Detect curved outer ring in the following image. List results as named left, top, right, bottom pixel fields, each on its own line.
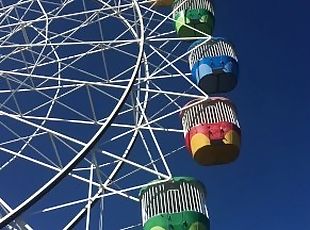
left=0, top=0, right=145, bottom=227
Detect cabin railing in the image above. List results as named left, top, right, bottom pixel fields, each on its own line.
left=189, top=40, right=238, bottom=68
left=181, top=100, right=240, bottom=131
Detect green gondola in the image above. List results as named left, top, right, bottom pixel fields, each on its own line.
left=173, top=0, right=214, bottom=38
left=140, top=177, right=210, bottom=230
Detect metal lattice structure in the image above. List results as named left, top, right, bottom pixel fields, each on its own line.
left=0, top=0, right=213, bottom=229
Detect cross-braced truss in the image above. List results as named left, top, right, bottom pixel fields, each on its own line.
left=0, top=0, right=210, bottom=229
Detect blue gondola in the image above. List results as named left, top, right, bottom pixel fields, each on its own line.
left=188, top=38, right=239, bottom=93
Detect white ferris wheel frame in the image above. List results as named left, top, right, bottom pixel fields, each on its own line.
left=0, top=0, right=214, bottom=228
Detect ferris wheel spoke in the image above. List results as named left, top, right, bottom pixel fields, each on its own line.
left=62, top=171, right=169, bottom=230
left=0, top=115, right=96, bottom=175
left=94, top=16, right=110, bottom=82
left=1, top=24, right=139, bottom=85
left=0, top=39, right=141, bottom=49
left=85, top=164, right=94, bottom=230
left=136, top=98, right=172, bottom=177
left=39, top=188, right=137, bottom=220
left=1, top=71, right=111, bottom=88
left=0, top=198, right=33, bottom=230
left=119, top=223, right=142, bottom=230
left=109, top=72, right=188, bottom=84
left=24, top=86, right=88, bottom=119
left=100, top=111, right=174, bottom=147
left=0, top=111, right=86, bottom=146
left=138, top=130, right=159, bottom=173
left=0, top=77, right=94, bottom=123
left=96, top=94, right=148, bottom=195
left=136, top=0, right=156, bottom=4
left=108, top=41, right=177, bottom=82
left=99, top=122, right=182, bottom=149
left=112, top=98, right=207, bottom=140
left=85, top=85, right=97, bottom=122
left=0, top=131, right=46, bottom=147
left=97, top=106, right=134, bottom=125
left=103, top=146, right=183, bottom=187
left=0, top=3, right=132, bottom=33
left=0, top=19, right=140, bottom=83
left=153, top=41, right=187, bottom=64
left=55, top=168, right=147, bottom=229
left=139, top=4, right=183, bottom=37
left=3, top=77, right=130, bottom=134
left=0, top=45, right=43, bottom=68
left=64, top=170, right=169, bottom=230
left=2, top=54, right=133, bottom=89
left=143, top=5, right=157, bottom=33
left=61, top=146, right=176, bottom=229
left=0, top=0, right=62, bottom=14
left=10, top=115, right=101, bottom=127
left=9, top=40, right=139, bottom=80
left=0, top=146, right=103, bottom=191
left=146, top=43, right=210, bottom=97
left=148, top=42, right=189, bottom=73
left=145, top=30, right=175, bottom=40
left=118, top=1, right=172, bottom=43
left=0, top=80, right=60, bottom=171
left=41, top=197, right=93, bottom=214
left=8, top=5, right=139, bottom=47
left=110, top=123, right=183, bottom=133
left=150, top=82, right=182, bottom=108
left=62, top=185, right=139, bottom=230
left=48, top=133, right=64, bottom=168
left=109, top=61, right=141, bottom=82
left=0, top=7, right=13, bottom=25
left=99, top=149, right=169, bottom=179
left=148, top=39, right=187, bottom=63
left=0, top=73, right=58, bottom=117
left=0, top=83, right=81, bottom=94
left=4, top=78, right=23, bottom=115
left=0, top=146, right=61, bottom=173
left=133, top=62, right=184, bottom=126
left=140, top=46, right=182, bottom=78
left=2, top=89, right=136, bottom=132
left=90, top=84, right=134, bottom=109
left=141, top=87, right=205, bottom=99
left=148, top=36, right=212, bottom=42
left=97, top=86, right=194, bottom=146
left=0, top=120, right=60, bottom=168
left=42, top=7, right=135, bottom=47
left=73, top=159, right=119, bottom=172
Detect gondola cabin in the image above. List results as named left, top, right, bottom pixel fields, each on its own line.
left=188, top=38, right=239, bottom=93
left=173, top=0, right=214, bottom=37
left=140, top=177, right=210, bottom=230
left=181, top=97, right=241, bottom=165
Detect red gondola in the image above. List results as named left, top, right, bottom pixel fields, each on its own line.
left=181, top=97, right=241, bottom=165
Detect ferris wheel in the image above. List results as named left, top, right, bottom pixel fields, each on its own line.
left=0, top=0, right=241, bottom=229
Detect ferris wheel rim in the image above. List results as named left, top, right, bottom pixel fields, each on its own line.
left=0, top=0, right=145, bottom=227
left=0, top=0, right=220, bottom=228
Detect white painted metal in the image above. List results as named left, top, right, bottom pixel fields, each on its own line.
left=140, top=179, right=207, bottom=224
left=0, top=0, right=214, bottom=228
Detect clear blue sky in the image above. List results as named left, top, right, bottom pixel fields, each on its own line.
left=197, top=0, right=310, bottom=229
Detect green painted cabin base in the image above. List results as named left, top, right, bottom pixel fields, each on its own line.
left=174, top=10, right=214, bottom=38
left=143, top=211, right=210, bottom=230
